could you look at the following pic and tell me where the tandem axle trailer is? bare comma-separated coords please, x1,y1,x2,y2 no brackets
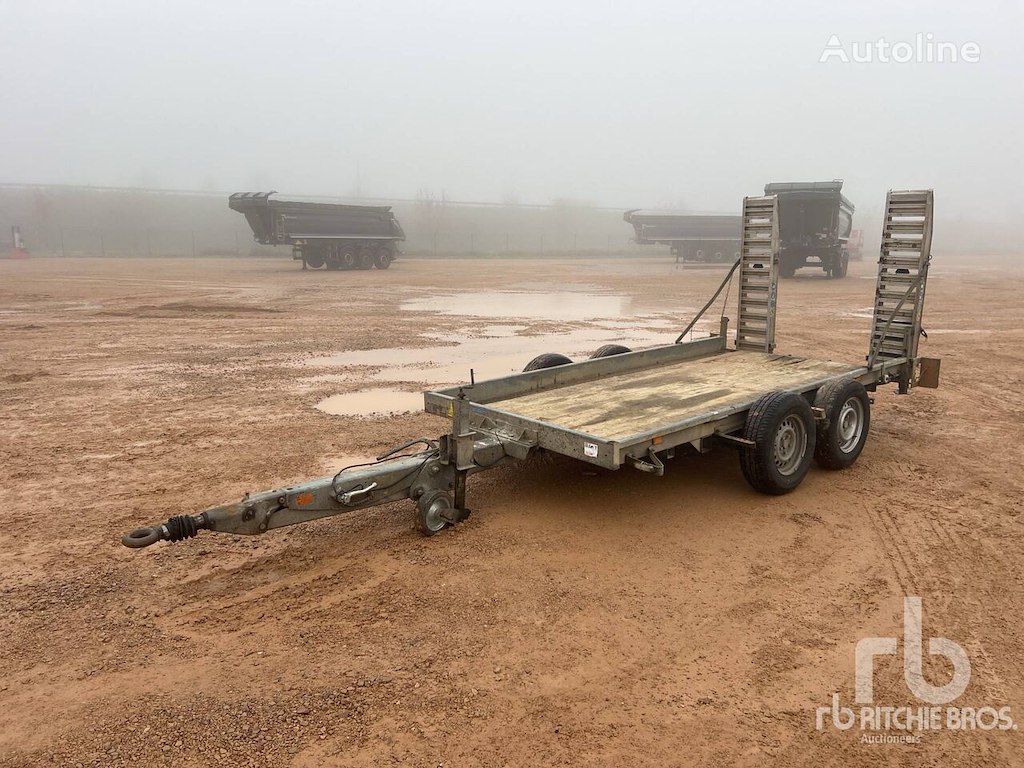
123,191,940,548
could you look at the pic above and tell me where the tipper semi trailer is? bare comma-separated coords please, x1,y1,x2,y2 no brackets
125,190,939,551
229,192,405,270
623,210,742,263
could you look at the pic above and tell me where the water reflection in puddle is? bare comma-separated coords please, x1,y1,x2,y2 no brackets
843,307,875,319
309,307,714,418
401,291,628,320
309,323,685,386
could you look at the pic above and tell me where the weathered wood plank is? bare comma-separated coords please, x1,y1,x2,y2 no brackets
489,351,860,441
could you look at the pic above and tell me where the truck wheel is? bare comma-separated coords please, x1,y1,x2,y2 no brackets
523,353,572,372
357,246,375,270
828,253,849,279
415,490,452,536
780,263,797,279
305,253,325,269
374,246,394,269
590,344,632,358
739,391,816,495
339,247,357,270
814,379,870,469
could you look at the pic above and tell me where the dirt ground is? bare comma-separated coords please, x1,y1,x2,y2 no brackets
1,254,1022,767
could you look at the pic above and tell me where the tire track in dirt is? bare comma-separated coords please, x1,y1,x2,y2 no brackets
867,486,1018,710
3,256,1023,766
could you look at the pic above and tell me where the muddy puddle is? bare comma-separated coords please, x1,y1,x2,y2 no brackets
307,317,711,418
309,323,688,387
315,389,423,418
400,290,629,320
843,307,876,319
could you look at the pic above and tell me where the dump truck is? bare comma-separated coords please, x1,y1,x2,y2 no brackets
229,192,405,270
123,190,938,551
847,228,865,260
623,210,742,263
764,181,855,278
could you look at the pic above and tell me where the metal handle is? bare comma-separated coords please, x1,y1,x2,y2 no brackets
338,482,378,505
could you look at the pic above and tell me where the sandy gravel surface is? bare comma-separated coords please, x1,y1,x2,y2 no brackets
0,254,1021,766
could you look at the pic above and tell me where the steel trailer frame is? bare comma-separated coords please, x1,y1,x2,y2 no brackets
122,191,939,550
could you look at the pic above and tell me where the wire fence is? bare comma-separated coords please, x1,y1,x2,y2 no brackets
12,226,652,259
0,185,666,259
34,227,258,258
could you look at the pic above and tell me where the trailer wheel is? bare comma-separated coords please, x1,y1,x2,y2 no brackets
813,379,870,469
374,246,394,269
305,253,325,269
523,353,573,372
357,246,375,270
739,391,816,495
589,344,632,358
415,490,453,536
339,247,357,270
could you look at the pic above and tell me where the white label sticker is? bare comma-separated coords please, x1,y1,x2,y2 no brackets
583,442,599,458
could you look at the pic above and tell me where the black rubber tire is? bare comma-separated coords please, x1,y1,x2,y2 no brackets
523,353,573,372
814,379,870,469
828,253,849,279
339,247,357,270
304,254,325,269
415,490,452,537
739,391,816,495
357,246,375,270
781,263,797,279
589,344,632,359
374,246,393,269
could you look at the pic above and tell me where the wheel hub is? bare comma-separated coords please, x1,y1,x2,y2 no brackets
773,415,807,475
837,397,864,453
417,490,453,533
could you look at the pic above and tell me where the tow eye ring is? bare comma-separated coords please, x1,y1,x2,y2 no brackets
121,514,206,549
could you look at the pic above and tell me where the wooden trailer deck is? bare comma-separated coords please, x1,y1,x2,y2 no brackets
488,350,862,442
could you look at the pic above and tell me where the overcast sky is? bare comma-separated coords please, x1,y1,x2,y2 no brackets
1,0,1020,219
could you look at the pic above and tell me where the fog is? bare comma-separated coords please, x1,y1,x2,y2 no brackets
2,0,1021,224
